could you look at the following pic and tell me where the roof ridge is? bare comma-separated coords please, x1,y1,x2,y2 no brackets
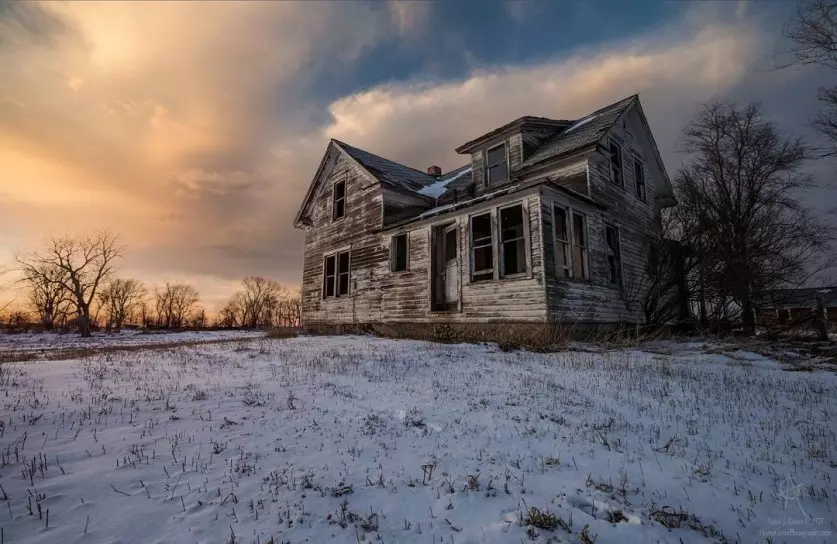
333,139,437,181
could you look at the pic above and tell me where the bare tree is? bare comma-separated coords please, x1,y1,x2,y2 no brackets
222,277,288,328
783,0,837,156
20,263,71,330
672,102,833,334
154,283,199,329
99,279,146,332
16,232,123,337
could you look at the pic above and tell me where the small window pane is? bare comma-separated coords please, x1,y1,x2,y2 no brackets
486,145,508,185
605,226,622,286
554,207,570,278
333,180,346,220
634,160,646,201
500,205,525,276
487,145,505,165
391,234,408,272
572,213,587,279
470,213,494,282
610,142,623,186
337,251,350,296
502,240,525,275
323,256,336,297
445,228,457,261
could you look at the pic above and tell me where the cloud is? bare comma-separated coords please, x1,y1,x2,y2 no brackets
324,12,767,173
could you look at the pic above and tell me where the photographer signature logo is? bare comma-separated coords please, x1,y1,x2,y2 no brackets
777,475,808,518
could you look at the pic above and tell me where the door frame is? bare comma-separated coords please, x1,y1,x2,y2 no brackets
430,221,460,312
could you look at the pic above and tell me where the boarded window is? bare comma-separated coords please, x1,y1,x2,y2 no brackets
634,159,646,201
609,141,623,187
605,225,622,286
572,213,588,279
332,179,346,220
322,255,336,298
391,234,408,272
553,206,571,278
485,144,508,185
470,213,494,282
337,251,350,295
500,205,526,276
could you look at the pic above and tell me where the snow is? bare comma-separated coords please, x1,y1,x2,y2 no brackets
0,329,265,354
418,167,472,198
564,114,597,133
0,335,834,543
418,186,518,220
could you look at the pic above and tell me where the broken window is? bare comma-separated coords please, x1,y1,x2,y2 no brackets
605,225,622,286
609,140,623,187
337,251,350,295
323,250,350,298
500,205,526,277
332,179,346,220
553,206,571,279
470,212,494,282
572,213,588,279
633,158,646,201
485,143,508,186
322,255,336,298
391,233,408,272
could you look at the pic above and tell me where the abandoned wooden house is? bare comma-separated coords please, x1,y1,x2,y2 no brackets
293,94,676,327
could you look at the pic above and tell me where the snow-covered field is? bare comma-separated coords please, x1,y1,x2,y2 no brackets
0,336,834,543
0,329,266,356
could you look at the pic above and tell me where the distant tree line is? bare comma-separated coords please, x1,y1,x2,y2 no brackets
2,231,300,337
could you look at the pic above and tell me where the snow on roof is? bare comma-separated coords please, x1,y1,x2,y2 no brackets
417,185,517,220
564,113,597,133
417,166,473,198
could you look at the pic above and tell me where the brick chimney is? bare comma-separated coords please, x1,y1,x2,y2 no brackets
427,165,442,177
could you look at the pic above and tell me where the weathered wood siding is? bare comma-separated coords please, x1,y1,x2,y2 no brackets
377,189,547,322
300,154,387,325
538,106,663,324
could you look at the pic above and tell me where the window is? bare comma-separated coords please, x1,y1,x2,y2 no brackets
470,213,494,282
553,206,571,278
609,141,623,187
332,179,346,220
322,255,336,298
337,251,350,295
391,234,408,272
485,144,508,186
572,213,588,279
499,205,526,276
634,159,646,201
605,225,622,286
322,250,350,298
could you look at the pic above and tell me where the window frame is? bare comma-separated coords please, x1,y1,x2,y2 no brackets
552,205,572,279
605,224,623,287
571,211,590,280
485,142,509,186
498,203,528,278
390,233,409,273
331,178,346,221
609,140,624,188
633,157,647,201
468,211,495,282
322,249,351,298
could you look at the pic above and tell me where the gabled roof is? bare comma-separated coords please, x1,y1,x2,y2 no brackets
520,95,637,168
418,164,473,198
333,139,439,194
455,116,572,154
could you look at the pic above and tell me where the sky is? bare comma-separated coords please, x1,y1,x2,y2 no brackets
1,0,835,311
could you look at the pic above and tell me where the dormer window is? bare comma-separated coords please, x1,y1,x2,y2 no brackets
332,179,346,220
485,143,508,186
